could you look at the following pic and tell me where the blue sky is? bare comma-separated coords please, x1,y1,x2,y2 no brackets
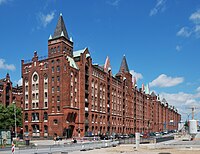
0,0,200,121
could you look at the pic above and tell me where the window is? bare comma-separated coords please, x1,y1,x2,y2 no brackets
52,67,54,73
32,113,39,121
44,92,48,99
57,46,60,52
44,63,48,69
24,113,28,121
32,124,39,133
64,64,66,71
53,119,58,125
25,85,28,92
25,95,28,100
51,60,54,64
57,106,60,112
32,84,35,91
52,87,54,93
32,93,35,100
36,93,38,100
25,125,28,132
57,96,60,102
44,102,48,108
33,74,38,82
44,125,48,133
57,86,60,92
57,66,60,72
44,82,48,89
57,76,60,82
36,84,38,90
44,112,48,121
52,77,54,82
25,67,28,73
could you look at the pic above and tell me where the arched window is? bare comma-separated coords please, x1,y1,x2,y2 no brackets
53,119,58,125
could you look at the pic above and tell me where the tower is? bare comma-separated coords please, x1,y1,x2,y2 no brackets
48,13,73,58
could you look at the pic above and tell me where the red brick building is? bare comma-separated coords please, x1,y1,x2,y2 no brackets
0,73,23,108
21,15,181,138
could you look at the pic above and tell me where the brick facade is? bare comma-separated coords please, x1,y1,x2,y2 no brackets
0,73,23,108
21,15,181,139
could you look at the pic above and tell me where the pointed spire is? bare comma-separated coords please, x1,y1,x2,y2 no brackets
61,31,64,36
104,56,111,73
70,37,73,42
133,76,137,88
145,83,150,94
6,73,10,79
49,34,52,40
119,55,129,73
53,14,69,39
142,83,145,92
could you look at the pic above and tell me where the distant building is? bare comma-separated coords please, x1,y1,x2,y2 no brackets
0,73,23,108
21,14,181,138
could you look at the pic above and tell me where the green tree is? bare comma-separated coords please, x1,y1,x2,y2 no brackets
0,104,22,130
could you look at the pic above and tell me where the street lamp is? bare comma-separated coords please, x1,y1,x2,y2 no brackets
13,101,17,139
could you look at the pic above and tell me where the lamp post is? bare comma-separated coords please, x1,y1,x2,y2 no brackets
13,101,17,139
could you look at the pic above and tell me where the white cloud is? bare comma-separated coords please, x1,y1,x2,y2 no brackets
189,9,200,24
177,10,200,39
149,0,166,16
130,70,143,81
197,86,200,92
160,91,200,120
176,27,191,37
175,45,182,51
38,11,55,28
0,0,8,5
0,59,15,71
17,78,22,86
150,74,184,87
107,0,121,7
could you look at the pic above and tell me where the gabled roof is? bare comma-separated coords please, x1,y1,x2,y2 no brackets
151,91,156,97
66,56,79,70
73,48,87,57
53,14,69,39
119,55,129,73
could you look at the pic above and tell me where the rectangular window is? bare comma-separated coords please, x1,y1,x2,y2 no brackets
44,83,48,89
44,92,48,99
44,102,48,108
57,86,60,92
57,106,60,112
52,77,54,82
52,67,54,73
57,96,60,102
57,76,60,82
57,66,60,72
25,85,28,92
36,93,38,100
25,103,28,109
36,84,38,90
52,87,54,93
32,93,35,100
36,102,39,108
25,95,28,100
32,84,35,91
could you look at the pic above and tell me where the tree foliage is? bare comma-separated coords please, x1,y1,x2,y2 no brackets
0,104,22,130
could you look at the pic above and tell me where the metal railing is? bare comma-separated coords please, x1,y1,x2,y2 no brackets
12,140,119,154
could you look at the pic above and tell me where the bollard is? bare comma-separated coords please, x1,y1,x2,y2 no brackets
135,132,140,150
